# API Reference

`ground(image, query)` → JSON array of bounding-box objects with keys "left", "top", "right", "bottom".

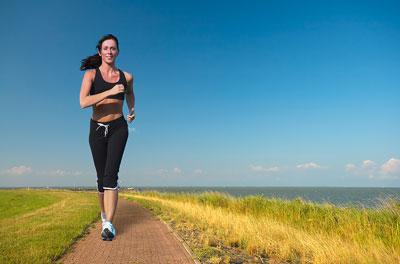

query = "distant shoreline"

[{"left": 1, "top": 186, "right": 399, "bottom": 208}]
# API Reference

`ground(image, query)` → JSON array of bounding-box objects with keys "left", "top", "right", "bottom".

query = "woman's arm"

[
  {"left": 125, "top": 72, "right": 135, "bottom": 114},
  {"left": 79, "top": 70, "right": 113, "bottom": 109}
]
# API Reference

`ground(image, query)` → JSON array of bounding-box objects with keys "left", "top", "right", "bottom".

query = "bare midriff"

[{"left": 92, "top": 98, "right": 124, "bottom": 122}]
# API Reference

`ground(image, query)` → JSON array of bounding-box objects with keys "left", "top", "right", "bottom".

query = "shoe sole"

[{"left": 101, "top": 228, "right": 115, "bottom": 241}]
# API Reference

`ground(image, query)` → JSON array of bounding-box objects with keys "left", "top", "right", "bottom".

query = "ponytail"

[
  {"left": 80, "top": 33, "right": 120, "bottom": 71},
  {"left": 80, "top": 53, "right": 102, "bottom": 71}
]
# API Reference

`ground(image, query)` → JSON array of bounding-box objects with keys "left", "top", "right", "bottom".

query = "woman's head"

[{"left": 80, "top": 34, "right": 120, "bottom": 71}]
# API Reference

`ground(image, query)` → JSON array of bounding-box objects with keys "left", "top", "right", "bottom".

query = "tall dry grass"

[{"left": 121, "top": 190, "right": 400, "bottom": 263}]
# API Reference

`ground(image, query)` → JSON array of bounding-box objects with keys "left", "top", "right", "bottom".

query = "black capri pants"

[{"left": 89, "top": 115, "right": 128, "bottom": 192}]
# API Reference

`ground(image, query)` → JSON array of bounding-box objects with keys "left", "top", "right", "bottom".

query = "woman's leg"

[
  {"left": 98, "top": 192, "right": 105, "bottom": 214},
  {"left": 104, "top": 189, "right": 118, "bottom": 222},
  {"left": 103, "top": 121, "right": 128, "bottom": 222},
  {"left": 89, "top": 123, "right": 108, "bottom": 216}
]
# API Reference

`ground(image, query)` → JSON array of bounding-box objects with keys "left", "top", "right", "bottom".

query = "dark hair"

[{"left": 80, "top": 34, "right": 120, "bottom": 71}]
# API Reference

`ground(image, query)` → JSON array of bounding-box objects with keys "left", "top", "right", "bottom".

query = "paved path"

[{"left": 60, "top": 198, "right": 197, "bottom": 264}]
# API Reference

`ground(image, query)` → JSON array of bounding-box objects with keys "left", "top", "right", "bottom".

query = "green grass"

[
  {"left": 0, "top": 189, "right": 61, "bottom": 220},
  {"left": 0, "top": 189, "right": 100, "bottom": 264}
]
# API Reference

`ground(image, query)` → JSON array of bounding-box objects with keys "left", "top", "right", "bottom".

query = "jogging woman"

[{"left": 79, "top": 34, "right": 135, "bottom": 241}]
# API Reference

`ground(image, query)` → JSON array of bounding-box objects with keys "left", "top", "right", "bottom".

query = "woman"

[{"left": 79, "top": 34, "right": 135, "bottom": 241}]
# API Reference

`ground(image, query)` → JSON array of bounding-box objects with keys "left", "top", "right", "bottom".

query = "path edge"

[
  {"left": 53, "top": 218, "right": 99, "bottom": 263},
  {"left": 121, "top": 196, "right": 201, "bottom": 264}
]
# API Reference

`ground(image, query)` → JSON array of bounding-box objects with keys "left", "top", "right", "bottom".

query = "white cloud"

[
  {"left": 362, "top": 160, "right": 377, "bottom": 170},
  {"left": 154, "top": 167, "right": 184, "bottom": 177},
  {"left": 296, "top": 162, "right": 322, "bottom": 170},
  {"left": 2, "top": 165, "right": 32, "bottom": 176},
  {"left": 156, "top": 168, "right": 168, "bottom": 175},
  {"left": 1, "top": 166, "right": 84, "bottom": 178},
  {"left": 345, "top": 160, "right": 377, "bottom": 178},
  {"left": 345, "top": 158, "right": 400, "bottom": 179},
  {"left": 380, "top": 158, "right": 400, "bottom": 178},
  {"left": 73, "top": 171, "right": 83, "bottom": 176},
  {"left": 35, "top": 169, "right": 84, "bottom": 177},
  {"left": 173, "top": 167, "right": 183, "bottom": 174},
  {"left": 345, "top": 163, "right": 357, "bottom": 173},
  {"left": 54, "top": 169, "right": 67, "bottom": 176},
  {"left": 249, "top": 164, "right": 280, "bottom": 172}
]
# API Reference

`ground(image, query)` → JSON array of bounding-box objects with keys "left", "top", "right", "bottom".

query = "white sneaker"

[
  {"left": 101, "top": 221, "right": 116, "bottom": 241},
  {"left": 110, "top": 222, "right": 117, "bottom": 237}
]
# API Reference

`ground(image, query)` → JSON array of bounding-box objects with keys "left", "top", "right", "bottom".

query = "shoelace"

[{"left": 96, "top": 123, "right": 110, "bottom": 137}]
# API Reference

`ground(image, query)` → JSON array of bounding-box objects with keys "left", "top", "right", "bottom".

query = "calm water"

[
  {"left": 4, "top": 186, "right": 399, "bottom": 208},
  {"left": 132, "top": 186, "right": 400, "bottom": 208}
]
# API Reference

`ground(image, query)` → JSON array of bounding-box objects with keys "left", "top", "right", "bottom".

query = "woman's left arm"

[{"left": 125, "top": 72, "right": 135, "bottom": 121}]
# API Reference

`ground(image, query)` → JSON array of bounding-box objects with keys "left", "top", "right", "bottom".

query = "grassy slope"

[{"left": 0, "top": 189, "right": 99, "bottom": 264}]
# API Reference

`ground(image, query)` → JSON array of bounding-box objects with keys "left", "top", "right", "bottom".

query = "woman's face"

[{"left": 99, "top": 39, "right": 118, "bottom": 64}]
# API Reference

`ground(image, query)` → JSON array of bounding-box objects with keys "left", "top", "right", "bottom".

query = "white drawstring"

[{"left": 96, "top": 123, "right": 110, "bottom": 137}]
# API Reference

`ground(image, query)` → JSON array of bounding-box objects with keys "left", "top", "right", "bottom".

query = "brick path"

[{"left": 59, "top": 198, "right": 197, "bottom": 264}]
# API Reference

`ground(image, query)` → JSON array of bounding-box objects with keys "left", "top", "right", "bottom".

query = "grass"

[
  {"left": 0, "top": 189, "right": 100, "bottom": 264},
  {"left": 0, "top": 189, "right": 60, "bottom": 220},
  {"left": 120, "top": 190, "right": 400, "bottom": 264}
]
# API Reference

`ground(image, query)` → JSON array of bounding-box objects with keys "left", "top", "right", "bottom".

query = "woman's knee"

[
  {"left": 103, "top": 173, "right": 119, "bottom": 190},
  {"left": 97, "top": 178, "right": 104, "bottom": 193}
]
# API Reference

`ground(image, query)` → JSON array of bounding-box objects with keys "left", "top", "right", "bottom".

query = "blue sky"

[{"left": 0, "top": 0, "right": 399, "bottom": 187}]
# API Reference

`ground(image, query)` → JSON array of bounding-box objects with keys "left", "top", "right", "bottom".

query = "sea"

[
  {"left": 4, "top": 186, "right": 399, "bottom": 208},
  {"left": 130, "top": 186, "right": 400, "bottom": 208}
]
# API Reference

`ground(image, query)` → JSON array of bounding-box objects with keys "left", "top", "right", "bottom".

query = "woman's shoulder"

[
  {"left": 83, "top": 68, "right": 96, "bottom": 82},
  {"left": 121, "top": 70, "right": 134, "bottom": 83},
  {"left": 84, "top": 68, "right": 97, "bottom": 76}
]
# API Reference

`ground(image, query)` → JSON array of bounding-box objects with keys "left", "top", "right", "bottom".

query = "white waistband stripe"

[{"left": 96, "top": 123, "right": 110, "bottom": 137}]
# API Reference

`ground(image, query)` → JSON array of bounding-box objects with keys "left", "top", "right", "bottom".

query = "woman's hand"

[
  {"left": 108, "top": 84, "right": 125, "bottom": 95},
  {"left": 127, "top": 110, "right": 135, "bottom": 123}
]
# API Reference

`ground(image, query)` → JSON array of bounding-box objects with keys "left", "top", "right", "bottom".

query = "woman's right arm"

[
  {"left": 80, "top": 70, "right": 118, "bottom": 109},
  {"left": 79, "top": 70, "right": 112, "bottom": 108}
]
